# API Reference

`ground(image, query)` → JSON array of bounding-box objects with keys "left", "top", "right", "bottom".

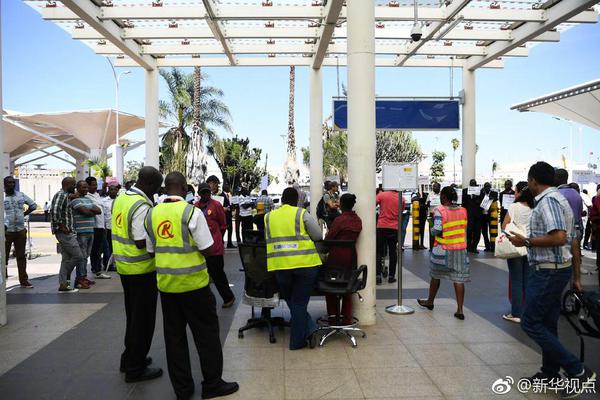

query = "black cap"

[
  {"left": 198, "top": 183, "right": 211, "bottom": 193},
  {"left": 206, "top": 175, "right": 220, "bottom": 184}
]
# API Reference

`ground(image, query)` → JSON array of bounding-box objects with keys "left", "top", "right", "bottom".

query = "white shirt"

[
  {"left": 128, "top": 186, "right": 154, "bottom": 242},
  {"left": 87, "top": 192, "right": 104, "bottom": 229},
  {"left": 102, "top": 196, "right": 115, "bottom": 229},
  {"left": 146, "top": 196, "right": 214, "bottom": 253},
  {"left": 507, "top": 202, "right": 532, "bottom": 230},
  {"left": 428, "top": 193, "right": 441, "bottom": 215},
  {"left": 237, "top": 195, "right": 254, "bottom": 217}
]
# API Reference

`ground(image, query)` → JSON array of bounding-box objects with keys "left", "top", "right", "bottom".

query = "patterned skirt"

[{"left": 430, "top": 246, "right": 470, "bottom": 283}]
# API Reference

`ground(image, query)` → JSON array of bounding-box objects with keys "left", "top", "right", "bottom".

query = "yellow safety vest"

[
  {"left": 111, "top": 192, "right": 155, "bottom": 275},
  {"left": 145, "top": 201, "right": 209, "bottom": 293},
  {"left": 265, "top": 204, "right": 321, "bottom": 272}
]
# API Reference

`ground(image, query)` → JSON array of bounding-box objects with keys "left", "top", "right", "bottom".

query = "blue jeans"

[
  {"left": 507, "top": 256, "right": 530, "bottom": 318},
  {"left": 275, "top": 267, "right": 319, "bottom": 350},
  {"left": 521, "top": 266, "right": 583, "bottom": 376},
  {"left": 76, "top": 233, "right": 94, "bottom": 279}
]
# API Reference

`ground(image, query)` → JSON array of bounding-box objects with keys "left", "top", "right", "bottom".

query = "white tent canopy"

[{"left": 511, "top": 78, "right": 600, "bottom": 131}]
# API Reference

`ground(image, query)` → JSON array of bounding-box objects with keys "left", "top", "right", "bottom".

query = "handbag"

[{"left": 494, "top": 222, "right": 527, "bottom": 259}]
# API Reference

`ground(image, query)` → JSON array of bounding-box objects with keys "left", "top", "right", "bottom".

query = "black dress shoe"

[
  {"left": 125, "top": 367, "right": 163, "bottom": 383},
  {"left": 307, "top": 330, "right": 319, "bottom": 349},
  {"left": 417, "top": 299, "right": 434, "bottom": 310},
  {"left": 120, "top": 356, "right": 152, "bottom": 372},
  {"left": 388, "top": 277, "right": 397, "bottom": 284},
  {"left": 454, "top": 312, "right": 465, "bottom": 320},
  {"left": 202, "top": 381, "right": 240, "bottom": 399}
]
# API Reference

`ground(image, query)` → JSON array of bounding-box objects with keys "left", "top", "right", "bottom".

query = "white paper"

[
  {"left": 382, "top": 163, "right": 418, "bottom": 191},
  {"left": 502, "top": 194, "right": 515, "bottom": 208},
  {"left": 468, "top": 186, "right": 480, "bottom": 196},
  {"left": 480, "top": 195, "right": 492, "bottom": 211},
  {"left": 326, "top": 175, "right": 340, "bottom": 184},
  {"left": 211, "top": 195, "right": 225, "bottom": 205}
]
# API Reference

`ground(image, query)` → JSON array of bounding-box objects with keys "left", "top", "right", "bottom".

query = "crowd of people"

[{"left": 4, "top": 158, "right": 600, "bottom": 399}]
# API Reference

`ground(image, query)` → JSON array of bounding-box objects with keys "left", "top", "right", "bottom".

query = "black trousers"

[
  {"left": 418, "top": 214, "right": 427, "bottom": 247},
  {"left": 240, "top": 216, "right": 254, "bottom": 243},
  {"left": 376, "top": 228, "right": 398, "bottom": 278},
  {"left": 120, "top": 272, "right": 158, "bottom": 376},
  {"left": 466, "top": 216, "right": 482, "bottom": 251},
  {"left": 160, "top": 286, "right": 223, "bottom": 398},
  {"left": 90, "top": 228, "right": 106, "bottom": 274},
  {"left": 254, "top": 214, "right": 265, "bottom": 232},
  {"left": 481, "top": 216, "right": 491, "bottom": 250},
  {"left": 225, "top": 211, "right": 234, "bottom": 246},
  {"left": 206, "top": 255, "right": 234, "bottom": 303}
]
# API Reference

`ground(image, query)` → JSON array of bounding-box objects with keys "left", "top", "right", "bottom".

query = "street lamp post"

[{"left": 107, "top": 59, "right": 130, "bottom": 184}]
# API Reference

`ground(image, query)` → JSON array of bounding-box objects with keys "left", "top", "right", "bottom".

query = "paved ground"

[{"left": 1, "top": 222, "right": 599, "bottom": 399}]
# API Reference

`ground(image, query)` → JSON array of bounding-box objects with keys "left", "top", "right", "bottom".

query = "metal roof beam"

[
  {"left": 466, "top": 0, "right": 599, "bottom": 70},
  {"left": 59, "top": 0, "right": 156, "bottom": 70},
  {"left": 312, "top": 0, "right": 344, "bottom": 69},
  {"left": 202, "top": 0, "right": 236, "bottom": 65},
  {"left": 113, "top": 56, "right": 503, "bottom": 69},
  {"left": 95, "top": 43, "right": 528, "bottom": 57},
  {"left": 42, "top": 5, "right": 597, "bottom": 23},
  {"left": 72, "top": 26, "right": 560, "bottom": 43},
  {"left": 396, "top": 0, "right": 472, "bottom": 66}
]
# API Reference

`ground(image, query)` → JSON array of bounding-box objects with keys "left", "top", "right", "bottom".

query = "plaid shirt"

[
  {"left": 527, "top": 187, "right": 574, "bottom": 266},
  {"left": 50, "top": 190, "right": 75, "bottom": 234}
]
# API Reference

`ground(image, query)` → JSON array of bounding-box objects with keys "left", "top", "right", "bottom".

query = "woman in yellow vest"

[
  {"left": 417, "top": 186, "right": 470, "bottom": 320},
  {"left": 265, "top": 187, "right": 323, "bottom": 350}
]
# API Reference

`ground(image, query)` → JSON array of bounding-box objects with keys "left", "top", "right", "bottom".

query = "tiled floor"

[{"left": 1, "top": 245, "right": 599, "bottom": 399}]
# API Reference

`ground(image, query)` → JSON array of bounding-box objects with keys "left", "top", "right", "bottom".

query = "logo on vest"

[
  {"left": 115, "top": 212, "right": 123, "bottom": 228},
  {"left": 157, "top": 220, "right": 175, "bottom": 239}
]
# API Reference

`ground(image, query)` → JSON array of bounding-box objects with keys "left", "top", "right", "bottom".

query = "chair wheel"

[
  {"left": 269, "top": 336, "right": 277, "bottom": 344},
  {"left": 362, "top": 332, "right": 367, "bottom": 338},
  {"left": 238, "top": 332, "right": 244, "bottom": 339},
  {"left": 352, "top": 343, "right": 358, "bottom": 348}
]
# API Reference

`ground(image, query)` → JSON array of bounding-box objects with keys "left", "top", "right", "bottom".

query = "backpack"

[{"left": 316, "top": 197, "right": 326, "bottom": 220}]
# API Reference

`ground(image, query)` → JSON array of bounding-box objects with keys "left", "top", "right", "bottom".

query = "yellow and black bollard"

[
  {"left": 489, "top": 200, "right": 499, "bottom": 250},
  {"left": 412, "top": 199, "right": 420, "bottom": 250}
]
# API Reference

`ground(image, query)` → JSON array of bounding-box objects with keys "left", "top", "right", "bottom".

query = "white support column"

[
  {"left": 145, "top": 69, "right": 160, "bottom": 169},
  {"left": 2, "top": 152, "right": 11, "bottom": 177},
  {"left": 114, "top": 145, "right": 124, "bottom": 183},
  {"left": 347, "top": 0, "right": 376, "bottom": 326},
  {"left": 462, "top": 67, "right": 476, "bottom": 185},
  {"left": 0, "top": 0, "right": 6, "bottom": 327},
  {"left": 309, "top": 68, "right": 323, "bottom": 217}
]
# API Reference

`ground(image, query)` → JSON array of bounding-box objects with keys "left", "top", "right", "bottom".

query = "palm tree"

[
  {"left": 451, "top": 138, "right": 459, "bottom": 184},
  {"left": 492, "top": 160, "right": 498, "bottom": 180},
  {"left": 283, "top": 66, "right": 299, "bottom": 184},
  {"left": 159, "top": 68, "right": 232, "bottom": 176},
  {"left": 186, "top": 66, "right": 208, "bottom": 183},
  {"left": 84, "top": 157, "right": 112, "bottom": 180}
]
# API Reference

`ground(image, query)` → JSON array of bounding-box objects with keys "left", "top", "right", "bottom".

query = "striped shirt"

[
  {"left": 527, "top": 187, "right": 574, "bottom": 266},
  {"left": 51, "top": 190, "right": 75, "bottom": 234},
  {"left": 71, "top": 195, "right": 96, "bottom": 234}
]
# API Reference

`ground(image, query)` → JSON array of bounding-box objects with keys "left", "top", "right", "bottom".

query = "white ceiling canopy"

[
  {"left": 511, "top": 78, "right": 600, "bottom": 131},
  {"left": 27, "top": 0, "right": 600, "bottom": 69}
]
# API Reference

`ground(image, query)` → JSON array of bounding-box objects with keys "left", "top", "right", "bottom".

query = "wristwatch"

[{"left": 524, "top": 238, "right": 532, "bottom": 248}]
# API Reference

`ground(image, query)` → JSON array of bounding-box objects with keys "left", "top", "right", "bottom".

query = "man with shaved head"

[
  {"left": 112, "top": 166, "right": 164, "bottom": 383},
  {"left": 146, "top": 172, "right": 238, "bottom": 399},
  {"left": 50, "top": 176, "right": 82, "bottom": 293}
]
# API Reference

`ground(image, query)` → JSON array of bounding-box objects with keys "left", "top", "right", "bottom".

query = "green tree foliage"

[
  {"left": 124, "top": 160, "right": 143, "bottom": 183},
  {"left": 207, "top": 136, "right": 266, "bottom": 191},
  {"left": 430, "top": 150, "right": 446, "bottom": 183},
  {"left": 302, "top": 128, "right": 422, "bottom": 183},
  {"left": 83, "top": 157, "right": 112, "bottom": 180},
  {"left": 158, "top": 68, "right": 231, "bottom": 176}
]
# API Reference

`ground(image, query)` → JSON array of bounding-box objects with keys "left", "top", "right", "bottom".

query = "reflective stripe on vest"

[
  {"left": 265, "top": 205, "right": 321, "bottom": 272},
  {"left": 147, "top": 201, "right": 209, "bottom": 293},
  {"left": 435, "top": 205, "right": 468, "bottom": 250},
  {"left": 111, "top": 193, "right": 155, "bottom": 275}
]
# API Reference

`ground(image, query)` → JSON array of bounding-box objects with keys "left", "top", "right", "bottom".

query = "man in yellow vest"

[
  {"left": 112, "top": 166, "right": 164, "bottom": 382},
  {"left": 265, "top": 187, "right": 323, "bottom": 350},
  {"left": 145, "top": 172, "right": 239, "bottom": 400}
]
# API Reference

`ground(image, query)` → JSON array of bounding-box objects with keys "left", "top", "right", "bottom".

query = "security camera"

[{"left": 411, "top": 23, "right": 423, "bottom": 42}]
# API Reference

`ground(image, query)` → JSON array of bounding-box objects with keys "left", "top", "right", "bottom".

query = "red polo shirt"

[
  {"left": 376, "top": 191, "right": 405, "bottom": 230},
  {"left": 195, "top": 198, "right": 226, "bottom": 256}
]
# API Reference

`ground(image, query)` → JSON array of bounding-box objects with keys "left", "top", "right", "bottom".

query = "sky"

[{"left": 3, "top": 0, "right": 600, "bottom": 181}]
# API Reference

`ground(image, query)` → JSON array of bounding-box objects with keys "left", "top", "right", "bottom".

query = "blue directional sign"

[{"left": 333, "top": 99, "right": 460, "bottom": 130}]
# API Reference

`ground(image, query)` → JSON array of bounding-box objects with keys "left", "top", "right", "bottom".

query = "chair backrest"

[
  {"left": 318, "top": 240, "right": 367, "bottom": 294},
  {"left": 238, "top": 243, "right": 278, "bottom": 298}
]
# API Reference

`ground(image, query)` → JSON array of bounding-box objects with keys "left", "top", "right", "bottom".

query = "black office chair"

[
  {"left": 237, "top": 243, "right": 289, "bottom": 344},
  {"left": 316, "top": 240, "right": 367, "bottom": 347}
]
